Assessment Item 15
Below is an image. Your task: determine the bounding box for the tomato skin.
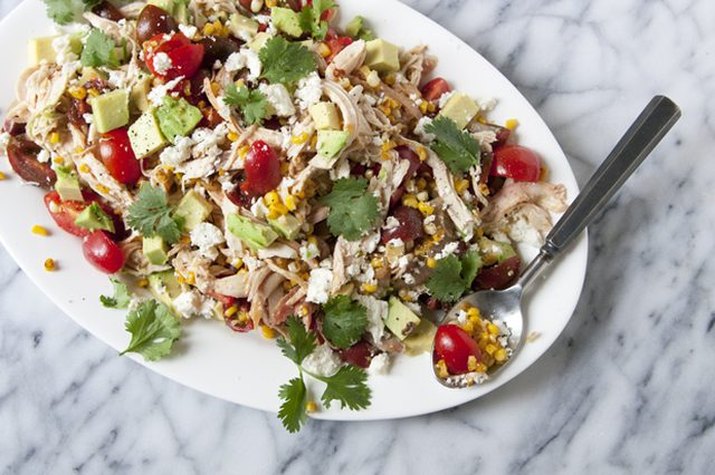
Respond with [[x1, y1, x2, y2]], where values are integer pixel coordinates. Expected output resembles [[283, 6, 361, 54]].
[[325, 30, 353, 62], [240, 140, 282, 197], [474, 255, 521, 290], [381, 205, 425, 244], [490, 145, 542, 182], [339, 341, 374, 368], [82, 231, 125, 274], [433, 324, 482, 375], [98, 128, 142, 185], [421, 77, 451, 102], [44, 190, 93, 237], [144, 32, 204, 80]]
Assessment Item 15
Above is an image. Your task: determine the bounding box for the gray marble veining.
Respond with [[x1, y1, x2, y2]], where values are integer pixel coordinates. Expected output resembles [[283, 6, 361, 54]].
[[1, 0, 714, 473]]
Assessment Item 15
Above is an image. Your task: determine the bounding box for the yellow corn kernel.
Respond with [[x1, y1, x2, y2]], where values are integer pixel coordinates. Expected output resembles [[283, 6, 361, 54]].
[[426, 257, 437, 269], [87, 88, 100, 97], [416, 146, 428, 162], [461, 320, 474, 334], [96, 184, 109, 194], [232, 258, 244, 269], [432, 230, 444, 243], [0, 171, 6, 180], [454, 178, 470, 194], [467, 355, 478, 372], [317, 42, 331, 58], [52, 156, 65, 165], [435, 359, 449, 379], [210, 82, 221, 95], [261, 325, 276, 339], [307, 235, 317, 246], [49, 132, 60, 144], [298, 304, 309, 317], [415, 178, 427, 192], [227, 131, 239, 142], [475, 362, 488, 373], [417, 202, 434, 216], [291, 132, 309, 145], [357, 65, 371, 78], [44, 258, 56, 271], [505, 118, 519, 130], [266, 209, 280, 220], [224, 305, 238, 318], [370, 257, 384, 269], [305, 401, 318, 413], [272, 201, 289, 216], [202, 22, 216, 36], [467, 307, 480, 318], [283, 194, 297, 211], [418, 101, 429, 114], [265, 0, 277, 7], [79, 164, 90, 173], [402, 194, 418, 208], [487, 322, 500, 335], [361, 282, 378, 294], [136, 278, 149, 288], [238, 145, 250, 158], [494, 348, 507, 363], [31, 225, 49, 236], [484, 344, 497, 356], [264, 191, 280, 205], [384, 73, 396, 85], [398, 289, 415, 302], [69, 86, 87, 100]]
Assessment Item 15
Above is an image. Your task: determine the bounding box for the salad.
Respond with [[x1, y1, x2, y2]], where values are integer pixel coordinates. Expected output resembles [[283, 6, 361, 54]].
[[1, 0, 568, 431]]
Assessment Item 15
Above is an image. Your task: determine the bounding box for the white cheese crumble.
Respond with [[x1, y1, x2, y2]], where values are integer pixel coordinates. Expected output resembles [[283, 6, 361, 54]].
[[299, 241, 320, 260], [403, 273, 416, 285], [437, 90, 455, 108], [477, 96, 497, 111], [250, 198, 268, 219], [224, 49, 262, 80], [302, 344, 342, 377], [434, 242, 459, 260], [294, 72, 322, 110], [159, 136, 195, 166], [173, 290, 216, 319], [456, 310, 469, 324], [258, 83, 296, 117], [190, 222, 225, 260], [414, 116, 435, 143], [51, 35, 78, 64], [306, 268, 333, 304], [152, 52, 173, 75], [148, 76, 184, 106], [178, 24, 198, 39], [106, 70, 127, 89], [368, 353, 390, 375], [82, 113, 94, 124], [383, 216, 400, 230], [355, 295, 387, 344], [37, 149, 50, 163]]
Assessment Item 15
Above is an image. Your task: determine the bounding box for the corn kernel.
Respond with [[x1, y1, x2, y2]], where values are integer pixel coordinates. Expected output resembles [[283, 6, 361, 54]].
[[227, 131, 239, 142], [505, 118, 519, 130], [402, 194, 418, 208], [210, 82, 221, 95], [264, 191, 280, 205], [224, 305, 238, 318], [284, 194, 297, 211], [417, 202, 434, 216], [416, 146, 428, 162], [0, 171, 6, 180], [44, 258, 56, 271], [370, 257, 384, 269], [87, 88, 99, 97], [384, 74, 396, 85], [418, 101, 429, 114], [426, 257, 437, 269], [475, 362, 488, 373], [136, 278, 149, 288], [69, 87, 87, 100], [291, 132, 309, 145], [31, 225, 49, 236], [52, 156, 65, 166], [487, 323, 500, 335], [467, 307, 480, 318], [306, 401, 318, 413], [317, 42, 331, 58], [435, 359, 449, 379], [298, 304, 309, 317], [467, 355, 478, 371], [79, 164, 90, 174], [455, 178, 470, 194], [461, 321, 474, 334], [202, 22, 216, 36], [261, 325, 276, 339], [265, 0, 277, 7], [96, 184, 109, 194], [238, 145, 250, 158], [361, 282, 378, 294], [485, 344, 497, 356], [49, 132, 60, 144], [494, 348, 507, 362]]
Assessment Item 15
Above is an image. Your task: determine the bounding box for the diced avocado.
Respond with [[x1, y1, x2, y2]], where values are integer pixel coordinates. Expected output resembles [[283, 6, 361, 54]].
[[403, 319, 437, 356], [248, 32, 273, 52], [28, 35, 82, 66], [130, 75, 152, 115], [90, 89, 130, 134], [385, 296, 422, 340], [227, 213, 279, 249], [148, 270, 182, 309], [317, 130, 350, 160], [155, 96, 202, 144], [229, 13, 259, 41], [148, 0, 189, 23], [143, 236, 168, 265], [54, 166, 83, 202], [438, 92, 479, 130], [271, 7, 303, 38], [364, 39, 400, 73], [478, 237, 516, 266], [269, 214, 301, 240], [174, 189, 213, 231], [128, 109, 168, 158], [75, 202, 115, 233], [309, 102, 340, 130], [345, 17, 364, 38]]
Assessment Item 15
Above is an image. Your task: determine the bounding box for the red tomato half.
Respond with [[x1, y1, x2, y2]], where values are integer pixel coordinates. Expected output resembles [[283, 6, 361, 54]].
[[240, 140, 282, 197], [490, 145, 542, 182], [44, 190, 96, 237], [82, 230, 125, 274], [421, 77, 451, 102], [325, 30, 353, 62], [98, 128, 142, 185], [144, 32, 204, 80], [433, 324, 482, 375]]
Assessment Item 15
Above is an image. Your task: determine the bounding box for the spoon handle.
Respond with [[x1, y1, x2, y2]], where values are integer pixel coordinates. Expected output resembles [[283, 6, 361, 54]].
[[520, 95, 681, 288]]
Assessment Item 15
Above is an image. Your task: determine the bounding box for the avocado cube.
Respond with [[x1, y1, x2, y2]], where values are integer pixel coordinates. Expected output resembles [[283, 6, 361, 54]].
[[345, 16, 364, 38], [143, 236, 168, 265], [128, 109, 168, 159], [54, 167, 83, 202], [148, 270, 182, 310], [248, 32, 273, 52], [227, 214, 279, 249], [271, 7, 303, 38], [269, 214, 301, 240], [90, 89, 130, 133], [28, 37, 56, 66], [317, 130, 350, 160], [174, 190, 213, 231], [130, 75, 152, 115], [155, 96, 202, 144], [403, 319, 437, 356], [385, 296, 421, 340], [309, 102, 341, 130], [437, 92, 479, 130], [229, 13, 259, 41], [74, 202, 115, 233], [364, 39, 400, 73]]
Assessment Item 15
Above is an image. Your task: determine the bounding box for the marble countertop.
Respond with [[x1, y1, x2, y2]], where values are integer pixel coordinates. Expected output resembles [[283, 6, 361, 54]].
[[2, 0, 714, 473]]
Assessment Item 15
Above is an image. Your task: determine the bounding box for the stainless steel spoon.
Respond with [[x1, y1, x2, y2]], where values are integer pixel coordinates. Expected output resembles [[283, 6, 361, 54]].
[[433, 95, 681, 388]]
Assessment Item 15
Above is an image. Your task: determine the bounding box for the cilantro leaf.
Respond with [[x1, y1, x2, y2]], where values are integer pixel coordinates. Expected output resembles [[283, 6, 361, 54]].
[[259, 37, 316, 85], [119, 300, 181, 361], [424, 116, 481, 174], [223, 84, 268, 125], [75, 202, 115, 233], [320, 177, 379, 240], [43, 0, 97, 25], [426, 251, 483, 302], [277, 316, 317, 365], [277, 377, 307, 433], [100, 277, 131, 309], [319, 365, 371, 410], [127, 183, 183, 244], [81, 29, 119, 68], [322, 295, 368, 349], [299, 0, 335, 40]]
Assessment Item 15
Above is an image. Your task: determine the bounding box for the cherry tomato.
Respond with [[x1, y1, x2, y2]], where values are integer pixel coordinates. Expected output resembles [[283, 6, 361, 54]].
[[144, 32, 205, 80], [6, 136, 56, 188], [97, 128, 142, 185], [421, 77, 451, 102], [240, 140, 282, 197], [325, 30, 353, 62], [433, 324, 482, 375], [82, 230, 125, 274], [490, 145, 542, 182], [381, 205, 425, 243], [339, 341, 374, 368], [136, 5, 176, 44], [44, 190, 95, 237], [474, 255, 521, 290]]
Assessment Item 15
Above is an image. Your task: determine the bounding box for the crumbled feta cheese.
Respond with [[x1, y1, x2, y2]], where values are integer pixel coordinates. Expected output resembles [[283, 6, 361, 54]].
[[159, 136, 194, 166], [148, 76, 184, 106], [356, 295, 387, 343], [299, 241, 320, 260], [434, 242, 459, 260], [456, 310, 468, 324], [258, 83, 296, 117], [37, 149, 50, 163], [224, 49, 262, 80], [190, 222, 225, 260], [306, 268, 333, 304], [52, 35, 78, 64], [250, 198, 268, 219], [82, 113, 94, 124], [302, 344, 342, 377], [368, 353, 390, 375], [295, 72, 322, 110], [173, 290, 216, 319], [355, 265, 376, 284], [178, 24, 197, 39], [414, 116, 435, 143], [106, 70, 127, 89], [191, 122, 228, 158], [477, 96, 497, 111], [152, 52, 173, 75], [396, 255, 409, 273], [403, 273, 416, 285], [253, 14, 276, 35], [438, 90, 455, 108], [363, 233, 381, 254], [383, 216, 400, 230]]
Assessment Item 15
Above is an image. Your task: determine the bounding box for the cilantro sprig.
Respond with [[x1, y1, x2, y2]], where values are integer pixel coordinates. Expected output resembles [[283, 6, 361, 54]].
[[299, 0, 335, 40], [319, 177, 379, 241], [223, 84, 268, 125], [100, 277, 131, 309], [259, 36, 317, 85], [81, 29, 120, 68], [127, 183, 184, 244], [322, 295, 368, 349], [424, 116, 481, 174], [43, 0, 98, 25], [276, 316, 372, 433], [120, 300, 181, 361], [426, 250, 482, 301]]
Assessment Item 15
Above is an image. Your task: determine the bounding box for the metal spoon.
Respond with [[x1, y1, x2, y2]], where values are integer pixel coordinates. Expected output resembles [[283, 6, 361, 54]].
[[433, 95, 681, 388]]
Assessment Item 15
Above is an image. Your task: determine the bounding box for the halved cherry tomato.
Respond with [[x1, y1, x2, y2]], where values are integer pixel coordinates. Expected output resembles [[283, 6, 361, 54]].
[[82, 230, 125, 274], [381, 206, 425, 244], [340, 341, 374, 368], [44, 190, 97, 237], [98, 128, 142, 185], [144, 32, 204, 80], [474, 255, 521, 290], [433, 324, 482, 375], [421, 77, 451, 102], [490, 145, 542, 182], [325, 30, 353, 62], [240, 140, 282, 197]]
